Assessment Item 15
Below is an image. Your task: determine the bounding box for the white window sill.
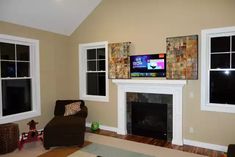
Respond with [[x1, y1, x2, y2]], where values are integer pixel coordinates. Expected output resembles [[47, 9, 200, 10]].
[[80, 95, 109, 102], [0, 110, 41, 124], [201, 103, 235, 113]]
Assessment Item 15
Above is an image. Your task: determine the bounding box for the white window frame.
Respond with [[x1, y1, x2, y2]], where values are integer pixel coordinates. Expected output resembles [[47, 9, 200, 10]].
[[201, 26, 235, 113], [79, 41, 109, 102], [0, 34, 41, 124]]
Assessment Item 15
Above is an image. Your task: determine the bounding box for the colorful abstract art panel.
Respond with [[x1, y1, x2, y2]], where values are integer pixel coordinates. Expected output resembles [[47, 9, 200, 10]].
[[108, 42, 131, 79], [166, 35, 198, 80]]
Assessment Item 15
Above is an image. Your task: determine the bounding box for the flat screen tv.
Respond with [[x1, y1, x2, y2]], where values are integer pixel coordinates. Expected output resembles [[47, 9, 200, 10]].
[[130, 54, 166, 77]]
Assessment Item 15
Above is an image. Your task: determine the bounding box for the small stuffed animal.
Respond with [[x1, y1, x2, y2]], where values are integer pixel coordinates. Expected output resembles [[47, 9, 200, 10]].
[[27, 120, 39, 138]]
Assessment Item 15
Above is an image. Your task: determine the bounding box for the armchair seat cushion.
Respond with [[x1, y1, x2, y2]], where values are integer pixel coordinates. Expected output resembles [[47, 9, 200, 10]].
[[45, 116, 85, 134]]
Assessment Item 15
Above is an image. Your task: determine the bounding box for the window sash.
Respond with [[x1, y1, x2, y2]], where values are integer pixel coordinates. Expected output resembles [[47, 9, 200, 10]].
[[201, 27, 235, 113], [1, 79, 32, 116], [79, 41, 109, 102], [0, 34, 40, 123]]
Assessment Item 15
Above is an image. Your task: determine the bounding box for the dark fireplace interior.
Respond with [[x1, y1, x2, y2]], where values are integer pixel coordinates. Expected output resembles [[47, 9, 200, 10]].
[[132, 102, 167, 139], [127, 92, 172, 141]]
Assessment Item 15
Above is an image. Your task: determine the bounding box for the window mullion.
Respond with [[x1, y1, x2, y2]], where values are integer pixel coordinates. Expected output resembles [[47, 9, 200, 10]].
[[96, 49, 98, 95], [15, 44, 17, 78], [230, 36, 232, 69], [96, 48, 98, 72]]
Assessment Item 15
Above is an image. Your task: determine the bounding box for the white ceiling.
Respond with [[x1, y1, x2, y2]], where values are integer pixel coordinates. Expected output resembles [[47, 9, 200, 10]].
[[0, 0, 102, 36]]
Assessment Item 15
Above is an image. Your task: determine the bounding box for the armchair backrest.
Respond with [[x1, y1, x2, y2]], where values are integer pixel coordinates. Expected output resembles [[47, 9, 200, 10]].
[[54, 100, 85, 116]]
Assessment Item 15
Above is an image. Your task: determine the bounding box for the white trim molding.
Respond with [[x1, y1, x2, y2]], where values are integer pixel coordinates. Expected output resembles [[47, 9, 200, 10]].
[[79, 41, 109, 102], [201, 26, 235, 113], [184, 139, 227, 152], [0, 34, 41, 124], [112, 79, 186, 145], [85, 122, 228, 152]]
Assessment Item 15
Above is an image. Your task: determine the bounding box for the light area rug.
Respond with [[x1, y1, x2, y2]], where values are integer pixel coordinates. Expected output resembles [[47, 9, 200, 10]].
[[38, 141, 91, 157], [69, 143, 153, 157], [0, 132, 207, 157], [68, 133, 206, 157]]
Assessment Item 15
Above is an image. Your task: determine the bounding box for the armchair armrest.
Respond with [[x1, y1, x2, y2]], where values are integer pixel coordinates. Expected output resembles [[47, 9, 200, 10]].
[[74, 105, 88, 118]]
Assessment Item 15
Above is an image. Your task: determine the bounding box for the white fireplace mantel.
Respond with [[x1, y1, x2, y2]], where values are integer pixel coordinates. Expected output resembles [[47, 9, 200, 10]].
[[112, 79, 187, 86], [112, 79, 187, 145]]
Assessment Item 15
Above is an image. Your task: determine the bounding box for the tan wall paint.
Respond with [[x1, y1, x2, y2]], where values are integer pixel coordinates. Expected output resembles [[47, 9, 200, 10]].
[[70, 0, 235, 145], [0, 21, 71, 132], [1, 0, 235, 146]]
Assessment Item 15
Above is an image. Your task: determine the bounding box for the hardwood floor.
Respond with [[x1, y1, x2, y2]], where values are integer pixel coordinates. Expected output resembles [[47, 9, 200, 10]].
[[86, 128, 225, 157]]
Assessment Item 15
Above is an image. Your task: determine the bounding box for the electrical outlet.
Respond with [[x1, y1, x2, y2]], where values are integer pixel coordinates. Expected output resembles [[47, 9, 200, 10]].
[[189, 91, 194, 98], [189, 127, 194, 133]]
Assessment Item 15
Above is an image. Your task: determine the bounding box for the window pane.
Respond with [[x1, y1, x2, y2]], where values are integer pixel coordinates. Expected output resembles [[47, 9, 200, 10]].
[[17, 62, 30, 77], [97, 48, 105, 59], [0, 42, 15, 60], [87, 73, 97, 95], [98, 72, 106, 96], [2, 79, 32, 116], [232, 36, 235, 51], [16, 45, 30, 61], [210, 71, 235, 105], [1, 61, 16, 77], [232, 53, 235, 68], [87, 61, 96, 71], [87, 49, 96, 59], [86, 72, 105, 96], [211, 54, 230, 69], [97, 60, 105, 71], [211, 36, 230, 53]]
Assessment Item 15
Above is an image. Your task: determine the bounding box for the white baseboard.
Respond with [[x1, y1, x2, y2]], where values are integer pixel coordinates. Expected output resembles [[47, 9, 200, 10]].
[[184, 139, 227, 152], [85, 122, 227, 152], [86, 122, 117, 132]]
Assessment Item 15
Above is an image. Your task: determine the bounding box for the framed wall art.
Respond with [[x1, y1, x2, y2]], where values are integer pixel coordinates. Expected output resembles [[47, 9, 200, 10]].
[[166, 35, 198, 80], [108, 42, 131, 79]]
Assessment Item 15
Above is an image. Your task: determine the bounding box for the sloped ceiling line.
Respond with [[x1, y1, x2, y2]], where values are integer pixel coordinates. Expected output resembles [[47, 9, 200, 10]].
[[0, 0, 102, 36]]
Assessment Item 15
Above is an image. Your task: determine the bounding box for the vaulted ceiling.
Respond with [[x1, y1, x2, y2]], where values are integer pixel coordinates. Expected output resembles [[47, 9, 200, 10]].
[[0, 0, 102, 36]]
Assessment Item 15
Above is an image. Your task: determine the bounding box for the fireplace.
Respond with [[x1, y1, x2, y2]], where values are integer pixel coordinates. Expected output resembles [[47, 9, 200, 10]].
[[112, 79, 186, 145], [131, 102, 168, 139], [127, 93, 172, 140]]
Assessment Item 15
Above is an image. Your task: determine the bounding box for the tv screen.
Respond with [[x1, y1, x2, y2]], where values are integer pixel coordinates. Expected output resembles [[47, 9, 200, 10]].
[[130, 54, 166, 77]]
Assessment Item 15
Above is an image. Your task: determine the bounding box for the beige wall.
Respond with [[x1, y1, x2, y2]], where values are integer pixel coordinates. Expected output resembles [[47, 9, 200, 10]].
[[1, 0, 235, 147], [0, 21, 71, 132], [69, 0, 235, 146]]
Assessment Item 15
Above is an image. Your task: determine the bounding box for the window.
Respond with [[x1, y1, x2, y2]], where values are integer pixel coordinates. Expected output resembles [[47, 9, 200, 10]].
[[0, 34, 40, 123], [79, 41, 109, 102], [201, 27, 235, 113]]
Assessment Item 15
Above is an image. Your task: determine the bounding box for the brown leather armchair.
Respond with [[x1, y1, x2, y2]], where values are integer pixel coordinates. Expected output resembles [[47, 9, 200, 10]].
[[43, 100, 87, 149], [227, 144, 235, 157]]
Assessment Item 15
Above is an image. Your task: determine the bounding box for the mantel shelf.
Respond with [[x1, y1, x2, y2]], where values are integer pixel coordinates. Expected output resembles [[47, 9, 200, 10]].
[[112, 79, 187, 86]]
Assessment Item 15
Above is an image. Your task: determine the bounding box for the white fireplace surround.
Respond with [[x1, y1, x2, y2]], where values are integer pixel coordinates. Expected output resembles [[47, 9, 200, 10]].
[[112, 79, 187, 145]]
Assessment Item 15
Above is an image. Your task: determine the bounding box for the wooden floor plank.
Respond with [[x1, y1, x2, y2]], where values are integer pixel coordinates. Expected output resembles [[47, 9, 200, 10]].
[[86, 128, 225, 157]]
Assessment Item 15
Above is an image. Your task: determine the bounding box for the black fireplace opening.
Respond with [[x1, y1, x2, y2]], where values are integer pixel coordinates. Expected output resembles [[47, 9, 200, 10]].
[[131, 102, 167, 140]]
